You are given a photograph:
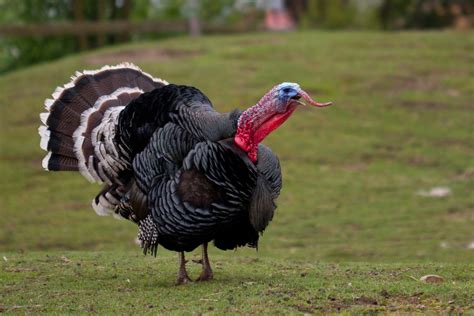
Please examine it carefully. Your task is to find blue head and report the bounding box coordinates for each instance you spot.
[274,82,301,112]
[278,82,301,100]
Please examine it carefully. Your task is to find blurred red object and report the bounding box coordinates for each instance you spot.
[259,0,295,31]
[265,8,295,31]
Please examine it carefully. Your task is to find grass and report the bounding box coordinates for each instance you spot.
[1,252,473,314]
[1,31,473,313]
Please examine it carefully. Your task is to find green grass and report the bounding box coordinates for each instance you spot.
[1,31,473,313]
[1,252,472,314]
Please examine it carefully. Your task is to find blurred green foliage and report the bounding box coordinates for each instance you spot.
[0,0,76,73]
[379,0,473,29]
[0,0,242,73]
[300,0,359,29]
[0,0,472,74]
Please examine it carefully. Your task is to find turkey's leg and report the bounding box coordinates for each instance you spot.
[176,252,192,285]
[196,243,213,281]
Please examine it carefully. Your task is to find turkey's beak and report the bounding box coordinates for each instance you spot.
[294,89,333,107]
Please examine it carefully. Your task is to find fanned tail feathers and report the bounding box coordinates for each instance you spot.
[39,62,167,179]
[38,63,168,217]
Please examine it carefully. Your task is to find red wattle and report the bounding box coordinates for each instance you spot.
[234,134,251,152]
[253,104,297,145]
[234,103,298,163]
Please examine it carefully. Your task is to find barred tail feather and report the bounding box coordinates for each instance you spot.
[39,63,168,182]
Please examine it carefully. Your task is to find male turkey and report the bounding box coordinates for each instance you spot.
[38,63,332,284]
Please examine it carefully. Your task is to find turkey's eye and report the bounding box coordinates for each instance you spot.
[283,88,291,94]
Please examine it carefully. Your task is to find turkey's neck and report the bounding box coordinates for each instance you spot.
[234,101,297,163]
[234,105,260,162]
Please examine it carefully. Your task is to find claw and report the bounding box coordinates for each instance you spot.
[176,275,193,285]
[195,269,213,282]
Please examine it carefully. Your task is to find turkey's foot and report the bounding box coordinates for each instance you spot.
[196,268,213,282]
[195,243,213,282]
[176,273,193,285]
[176,251,192,285]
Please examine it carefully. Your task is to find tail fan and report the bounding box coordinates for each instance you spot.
[38,63,168,183]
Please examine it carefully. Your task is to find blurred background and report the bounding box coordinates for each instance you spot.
[1,0,473,73]
[0,0,473,265]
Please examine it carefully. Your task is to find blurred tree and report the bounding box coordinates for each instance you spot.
[1,0,472,74]
[0,0,77,73]
[297,0,358,29]
[379,0,474,29]
[0,0,145,73]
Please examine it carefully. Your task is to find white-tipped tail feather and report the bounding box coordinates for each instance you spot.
[38,126,50,152]
[39,112,49,125]
[42,152,52,171]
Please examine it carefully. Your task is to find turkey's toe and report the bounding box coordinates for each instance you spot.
[195,269,213,282]
[176,275,193,285]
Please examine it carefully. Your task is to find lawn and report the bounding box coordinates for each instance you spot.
[1,31,473,313]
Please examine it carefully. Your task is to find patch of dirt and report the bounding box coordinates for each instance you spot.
[380,289,391,299]
[354,296,378,305]
[293,291,469,314]
[326,296,350,313]
[386,294,467,313]
[451,168,474,181]
[444,208,474,222]
[291,303,314,313]
[84,48,203,64]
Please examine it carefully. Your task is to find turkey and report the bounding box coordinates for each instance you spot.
[38,63,332,284]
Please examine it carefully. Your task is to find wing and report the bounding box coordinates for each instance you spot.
[245,144,282,233]
[256,144,282,199]
[117,84,241,158]
[79,83,240,219]
[119,85,241,224]
[132,122,199,195]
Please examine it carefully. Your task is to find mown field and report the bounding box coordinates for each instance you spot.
[1,31,473,314]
